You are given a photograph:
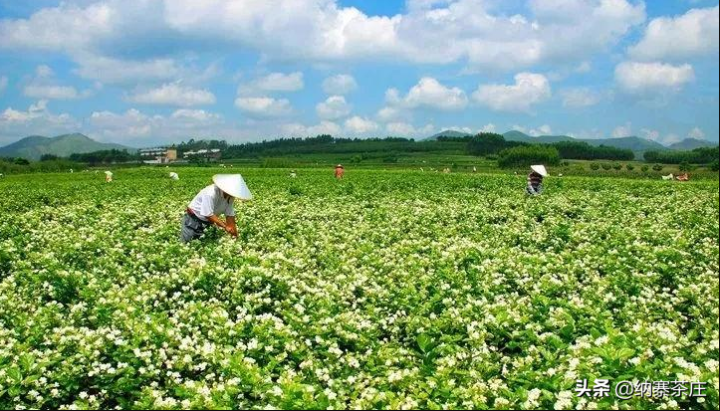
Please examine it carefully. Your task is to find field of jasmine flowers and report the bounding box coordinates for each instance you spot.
[0,167,718,410]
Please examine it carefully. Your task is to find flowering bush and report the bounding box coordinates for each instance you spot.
[0,168,718,410]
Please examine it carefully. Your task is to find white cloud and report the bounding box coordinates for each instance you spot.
[473,72,551,112]
[386,122,435,137]
[641,128,660,141]
[316,95,351,120]
[22,64,91,100]
[391,77,468,111]
[0,100,79,145]
[615,61,695,94]
[23,84,84,100]
[688,127,705,140]
[128,83,216,107]
[280,121,342,137]
[0,76,8,95]
[638,128,684,145]
[322,74,357,95]
[560,88,600,108]
[0,0,647,74]
[629,6,719,61]
[344,116,380,135]
[0,2,112,53]
[88,107,227,144]
[612,123,632,138]
[513,123,556,136]
[534,124,552,136]
[376,106,406,122]
[171,109,222,122]
[479,123,496,133]
[235,97,293,117]
[35,64,54,78]
[240,72,304,95]
[73,55,202,85]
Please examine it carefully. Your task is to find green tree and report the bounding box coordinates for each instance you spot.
[40,154,59,162]
[497,146,560,168]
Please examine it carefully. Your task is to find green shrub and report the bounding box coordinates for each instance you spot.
[601,163,612,171]
[382,154,399,163]
[711,160,719,172]
[678,161,691,172]
[590,163,600,171]
[652,164,663,172]
[612,163,623,171]
[497,145,560,168]
[561,161,570,167]
[625,163,635,171]
[641,165,650,172]
[486,154,499,161]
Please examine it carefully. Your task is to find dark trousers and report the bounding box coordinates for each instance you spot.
[180,213,209,243]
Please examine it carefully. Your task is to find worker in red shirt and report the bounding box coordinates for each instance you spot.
[334,164,345,179]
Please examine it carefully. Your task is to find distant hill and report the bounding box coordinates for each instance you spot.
[503,131,667,159]
[668,138,719,151]
[0,133,132,160]
[425,130,472,141]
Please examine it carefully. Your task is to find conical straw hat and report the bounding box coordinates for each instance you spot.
[212,174,253,200]
[531,165,548,177]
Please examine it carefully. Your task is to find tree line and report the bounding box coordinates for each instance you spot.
[644,146,718,164]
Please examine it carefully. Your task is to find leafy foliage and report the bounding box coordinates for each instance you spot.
[644,147,719,164]
[0,168,717,410]
[498,146,561,168]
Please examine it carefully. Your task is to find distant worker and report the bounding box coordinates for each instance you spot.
[473,166,477,173]
[290,170,297,178]
[169,172,179,180]
[181,174,252,243]
[526,165,548,196]
[334,164,344,179]
[105,171,113,182]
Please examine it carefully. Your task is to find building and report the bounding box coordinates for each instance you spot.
[139,147,178,164]
[183,148,222,161]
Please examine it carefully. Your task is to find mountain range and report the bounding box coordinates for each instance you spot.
[0,133,131,161]
[429,129,718,158]
[2,130,718,161]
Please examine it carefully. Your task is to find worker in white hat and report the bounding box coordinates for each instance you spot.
[526,165,548,196]
[181,174,252,242]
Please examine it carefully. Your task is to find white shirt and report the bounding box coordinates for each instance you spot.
[188,185,235,221]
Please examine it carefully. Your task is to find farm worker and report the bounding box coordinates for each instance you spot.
[290,170,297,178]
[473,166,477,173]
[334,164,344,179]
[526,165,548,196]
[169,172,179,180]
[104,171,113,182]
[181,174,252,243]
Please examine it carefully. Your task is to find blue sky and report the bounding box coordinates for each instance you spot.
[0,0,718,147]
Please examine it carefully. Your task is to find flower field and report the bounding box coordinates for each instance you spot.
[0,168,718,410]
